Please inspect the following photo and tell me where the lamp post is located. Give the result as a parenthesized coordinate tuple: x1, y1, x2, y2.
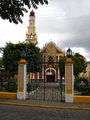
(21, 50, 26, 59)
(66, 48, 72, 58)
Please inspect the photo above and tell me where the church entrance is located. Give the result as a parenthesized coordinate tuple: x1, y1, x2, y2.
(47, 75, 55, 82)
(45, 68, 56, 82)
(27, 62, 65, 102)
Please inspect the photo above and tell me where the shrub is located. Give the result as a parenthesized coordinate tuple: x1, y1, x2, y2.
(74, 77, 90, 95)
(5, 80, 17, 93)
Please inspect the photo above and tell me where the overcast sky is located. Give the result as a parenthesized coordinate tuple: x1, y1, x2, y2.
(0, 0, 90, 61)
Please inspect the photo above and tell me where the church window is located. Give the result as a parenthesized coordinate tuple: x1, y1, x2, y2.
(48, 56, 53, 63)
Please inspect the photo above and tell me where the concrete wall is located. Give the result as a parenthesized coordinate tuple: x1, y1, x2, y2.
(0, 92, 17, 99)
(74, 96, 90, 103)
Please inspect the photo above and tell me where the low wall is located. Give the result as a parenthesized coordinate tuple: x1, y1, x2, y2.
(74, 96, 90, 103)
(0, 92, 17, 99)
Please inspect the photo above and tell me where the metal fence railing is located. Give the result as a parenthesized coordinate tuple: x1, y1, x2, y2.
(0, 75, 17, 93)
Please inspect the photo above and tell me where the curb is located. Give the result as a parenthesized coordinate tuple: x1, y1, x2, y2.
(0, 102, 90, 111)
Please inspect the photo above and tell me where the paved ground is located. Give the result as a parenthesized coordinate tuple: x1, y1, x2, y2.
(0, 83, 90, 119)
(0, 104, 90, 120)
(0, 98, 90, 109)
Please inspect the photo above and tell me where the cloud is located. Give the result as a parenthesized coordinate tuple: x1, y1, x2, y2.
(0, 0, 90, 61)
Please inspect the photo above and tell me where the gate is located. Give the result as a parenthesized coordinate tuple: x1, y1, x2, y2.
(26, 62, 65, 101)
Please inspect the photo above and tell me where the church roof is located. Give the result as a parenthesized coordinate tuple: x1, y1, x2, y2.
(40, 41, 65, 54)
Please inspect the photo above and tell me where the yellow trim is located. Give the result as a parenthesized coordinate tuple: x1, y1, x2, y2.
(74, 96, 90, 103)
(18, 59, 27, 64)
(0, 102, 90, 111)
(64, 58, 74, 64)
(66, 65, 72, 94)
(0, 92, 17, 99)
(18, 65, 24, 92)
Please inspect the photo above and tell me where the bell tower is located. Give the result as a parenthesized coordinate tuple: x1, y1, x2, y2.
(26, 10, 37, 44)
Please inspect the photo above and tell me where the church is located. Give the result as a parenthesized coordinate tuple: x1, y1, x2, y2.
(26, 10, 65, 83)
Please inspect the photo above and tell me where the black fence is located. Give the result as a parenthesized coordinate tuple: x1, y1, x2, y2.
(27, 82, 65, 101)
(0, 74, 17, 93)
(26, 62, 65, 101)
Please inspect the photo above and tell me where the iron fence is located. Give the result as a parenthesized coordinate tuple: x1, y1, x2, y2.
(0, 74, 17, 93)
(26, 62, 65, 101)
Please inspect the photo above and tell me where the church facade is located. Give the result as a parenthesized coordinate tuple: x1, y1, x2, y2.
(26, 10, 65, 82)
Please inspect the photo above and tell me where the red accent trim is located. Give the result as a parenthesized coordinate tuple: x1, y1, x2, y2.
(29, 20, 35, 21)
(59, 56, 62, 59)
(31, 73, 33, 79)
(34, 73, 37, 79)
(39, 73, 42, 79)
(56, 56, 58, 62)
(56, 50, 61, 53)
(27, 27, 35, 28)
(42, 50, 45, 53)
(46, 43, 55, 47)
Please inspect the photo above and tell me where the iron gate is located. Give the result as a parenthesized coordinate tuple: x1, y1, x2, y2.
(26, 62, 65, 101)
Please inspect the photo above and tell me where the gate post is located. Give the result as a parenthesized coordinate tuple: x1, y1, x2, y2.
(65, 58, 74, 103)
(17, 59, 27, 100)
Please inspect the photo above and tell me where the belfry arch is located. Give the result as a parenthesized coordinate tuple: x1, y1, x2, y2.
(45, 68, 56, 82)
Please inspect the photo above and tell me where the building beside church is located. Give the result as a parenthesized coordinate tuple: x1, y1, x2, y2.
(26, 10, 65, 82)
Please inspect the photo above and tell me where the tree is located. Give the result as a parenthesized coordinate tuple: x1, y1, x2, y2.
(59, 56, 67, 78)
(0, 58, 3, 67)
(2, 42, 43, 75)
(0, 0, 48, 24)
(59, 53, 87, 78)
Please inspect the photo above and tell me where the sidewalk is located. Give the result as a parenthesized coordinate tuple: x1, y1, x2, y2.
(0, 98, 90, 111)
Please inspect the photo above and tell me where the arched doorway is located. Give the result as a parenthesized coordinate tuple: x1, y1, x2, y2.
(45, 68, 56, 82)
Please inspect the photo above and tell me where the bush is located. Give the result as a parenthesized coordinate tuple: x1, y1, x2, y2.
(74, 77, 90, 95)
(0, 86, 8, 92)
(5, 80, 17, 93)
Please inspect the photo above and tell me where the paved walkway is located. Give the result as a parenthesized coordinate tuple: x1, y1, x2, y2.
(0, 98, 90, 111)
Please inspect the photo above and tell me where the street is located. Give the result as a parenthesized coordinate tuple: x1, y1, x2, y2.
(0, 104, 90, 120)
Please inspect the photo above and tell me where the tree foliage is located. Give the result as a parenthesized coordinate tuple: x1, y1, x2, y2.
(0, 0, 48, 24)
(59, 56, 67, 78)
(59, 53, 87, 78)
(0, 58, 3, 67)
(2, 42, 43, 75)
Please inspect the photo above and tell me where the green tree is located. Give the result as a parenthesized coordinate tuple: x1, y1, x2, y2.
(2, 42, 43, 75)
(59, 56, 67, 77)
(0, 0, 48, 24)
(59, 53, 87, 78)
(0, 58, 3, 67)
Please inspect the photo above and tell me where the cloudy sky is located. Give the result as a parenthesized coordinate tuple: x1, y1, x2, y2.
(0, 0, 90, 61)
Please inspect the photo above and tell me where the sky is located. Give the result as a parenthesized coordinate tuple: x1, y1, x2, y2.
(0, 0, 90, 61)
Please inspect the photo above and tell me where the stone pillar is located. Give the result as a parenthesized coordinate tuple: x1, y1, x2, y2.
(64, 58, 74, 103)
(17, 59, 27, 100)
(37, 72, 39, 79)
(33, 73, 34, 79)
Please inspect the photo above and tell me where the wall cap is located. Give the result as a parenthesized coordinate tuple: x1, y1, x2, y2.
(64, 58, 74, 64)
(18, 59, 27, 64)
